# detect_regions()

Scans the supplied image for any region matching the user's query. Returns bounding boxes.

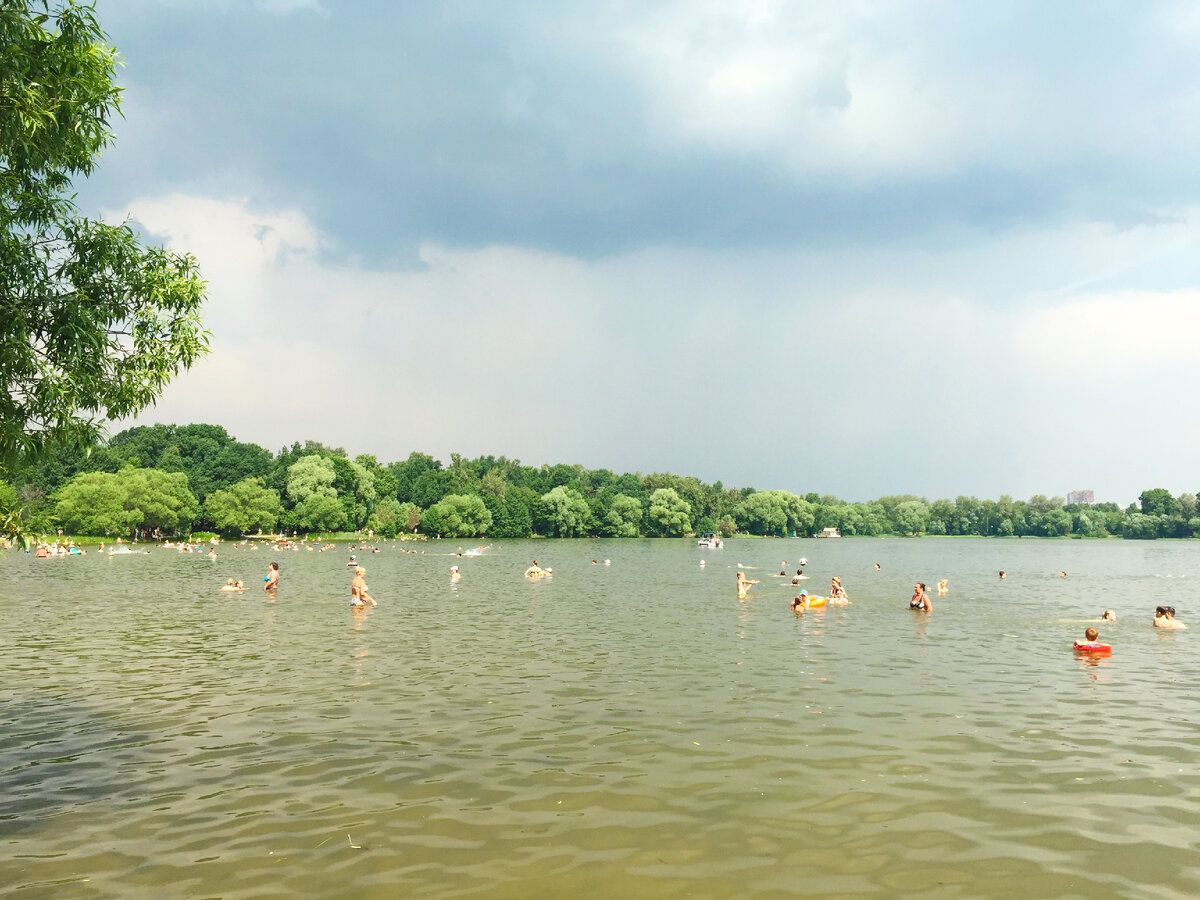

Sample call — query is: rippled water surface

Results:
[3,537,1200,898]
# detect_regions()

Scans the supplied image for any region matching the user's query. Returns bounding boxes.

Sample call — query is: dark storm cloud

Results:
[84,1,1200,265]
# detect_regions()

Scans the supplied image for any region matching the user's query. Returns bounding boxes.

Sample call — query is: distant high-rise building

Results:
[1067,490,1094,505]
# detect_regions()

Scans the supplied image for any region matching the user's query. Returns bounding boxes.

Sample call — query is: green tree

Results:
[53,470,135,535]
[286,455,337,504]
[0,2,208,474]
[1139,488,1179,518]
[484,491,533,538]
[292,492,347,533]
[366,496,404,537]
[894,499,931,536]
[285,455,346,531]
[537,485,591,537]
[53,466,196,536]
[0,477,25,540]
[603,493,643,537]
[203,477,282,537]
[1123,512,1160,540]
[420,493,492,538]
[122,468,197,534]
[647,487,692,536]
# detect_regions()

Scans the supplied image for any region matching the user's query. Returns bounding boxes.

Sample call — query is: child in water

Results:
[1074,627,1109,651]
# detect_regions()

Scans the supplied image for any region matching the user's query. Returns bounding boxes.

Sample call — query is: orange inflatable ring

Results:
[1073,642,1112,654]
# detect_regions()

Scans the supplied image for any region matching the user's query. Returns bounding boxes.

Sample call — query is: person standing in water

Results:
[736,570,759,598]
[351,567,376,607]
[264,561,280,593]
[910,582,931,612]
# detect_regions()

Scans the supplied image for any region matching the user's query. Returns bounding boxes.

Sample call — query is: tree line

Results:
[1,423,1196,541]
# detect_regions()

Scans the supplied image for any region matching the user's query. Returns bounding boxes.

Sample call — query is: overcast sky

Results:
[81,0,1200,504]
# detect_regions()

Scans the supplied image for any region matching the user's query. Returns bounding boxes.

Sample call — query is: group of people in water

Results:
[735,562,1189,647]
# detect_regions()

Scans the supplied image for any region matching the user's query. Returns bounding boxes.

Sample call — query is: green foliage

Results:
[286,455,337,503]
[292,492,346,533]
[366,496,404,537]
[647,487,691,537]
[893,499,931,536]
[203,477,282,537]
[53,466,196,536]
[603,493,643,537]
[0,1,207,472]
[736,490,813,536]
[109,423,271,501]
[420,493,492,538]
[484,491,533,538]
[0,477,25,543]
[1139,488,1179,518]
[12,414,1200,542]
[537,485,591,537]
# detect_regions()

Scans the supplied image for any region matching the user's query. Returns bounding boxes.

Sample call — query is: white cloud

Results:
[1014,290,1200,372]
[110,194,1200,502]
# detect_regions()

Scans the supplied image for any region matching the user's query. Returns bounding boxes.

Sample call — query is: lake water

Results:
[2,537,1199,898]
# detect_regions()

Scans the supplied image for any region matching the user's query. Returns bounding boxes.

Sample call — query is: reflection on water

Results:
[3,537,1200,897]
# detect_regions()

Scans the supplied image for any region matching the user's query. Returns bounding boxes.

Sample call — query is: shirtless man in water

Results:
[1153,606,1186,629]
[524,560,546,578]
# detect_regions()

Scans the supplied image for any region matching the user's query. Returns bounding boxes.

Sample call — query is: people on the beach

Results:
[264,562,279,592]
[736,570,759,598]
[910,582,931,612]
[1154,606,1186,629]
[351,566,376,607]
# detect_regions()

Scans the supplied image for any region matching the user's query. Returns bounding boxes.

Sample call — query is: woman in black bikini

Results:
[910,582,931,612]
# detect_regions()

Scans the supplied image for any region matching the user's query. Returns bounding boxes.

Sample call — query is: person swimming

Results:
[1102,610,1116,621]
[450,565,461,581]
[791,569,806,584]
[524,560,546,578]
[937,579,948,594]
[1154,606,1187,629]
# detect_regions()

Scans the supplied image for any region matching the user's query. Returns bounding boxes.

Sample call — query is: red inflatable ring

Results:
[1073,642,1112,654]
